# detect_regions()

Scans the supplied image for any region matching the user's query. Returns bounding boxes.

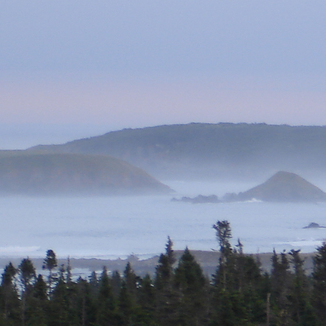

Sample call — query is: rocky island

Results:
[236,171,326,202]
[173,171,326,203]
[303,222,326,229]
[171,194,219,204]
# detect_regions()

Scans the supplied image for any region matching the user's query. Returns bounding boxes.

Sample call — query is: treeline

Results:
[1,221,326,325]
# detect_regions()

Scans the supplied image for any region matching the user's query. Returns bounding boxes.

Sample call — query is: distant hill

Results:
[237,171,326,202]
[0,151,171,195]
[29,123,326,181]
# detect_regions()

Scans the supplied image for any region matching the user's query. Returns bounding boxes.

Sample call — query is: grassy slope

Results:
[0,151,171,195]
[29,123,326,180]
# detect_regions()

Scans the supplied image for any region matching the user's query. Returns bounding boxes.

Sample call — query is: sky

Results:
[1,0,326,149]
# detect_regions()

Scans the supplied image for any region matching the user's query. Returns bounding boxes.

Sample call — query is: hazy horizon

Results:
[3,120,326,151]
[1,1,326,148]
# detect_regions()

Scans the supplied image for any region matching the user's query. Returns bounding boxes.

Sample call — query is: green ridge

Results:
[0,151,171,196]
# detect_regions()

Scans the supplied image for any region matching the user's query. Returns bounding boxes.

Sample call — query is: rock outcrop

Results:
[303,223,326,229]
[171,194,219,204]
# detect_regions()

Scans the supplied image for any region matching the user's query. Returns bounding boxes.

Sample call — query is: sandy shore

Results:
[0,250,316,277]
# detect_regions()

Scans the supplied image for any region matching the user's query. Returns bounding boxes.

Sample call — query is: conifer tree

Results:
[166,236,176,267]
[96,267,119,326]
[111,270,121,299]
[233,253,266,325]
[48,271,70,326]
[42,250,57,294]
[118,281,134,325]
[211,221,237,326]
[123,262,139,301]
[154,237,179,325]
[45,263,79,326]
[270,250,293,325]
[18,258,36,294]
[212,220,233,290]
[287,249,314,325]
[155,236,176,290]
[33,274,48,302]
[88,271,99,301]
[138,274,156,324]
[66,257,72,285]
[75,277,96,326]
[18,258,36,326]
[312,242,326,324]
[174,247,209,326]
[117,262,143,325]
[0,262,20,324]
[211,221,265,326]
[27,274,48,326]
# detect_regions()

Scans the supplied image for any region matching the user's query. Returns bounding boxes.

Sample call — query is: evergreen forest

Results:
[1,221,326,326]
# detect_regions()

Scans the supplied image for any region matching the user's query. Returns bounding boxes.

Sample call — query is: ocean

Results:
[0,180,325,260]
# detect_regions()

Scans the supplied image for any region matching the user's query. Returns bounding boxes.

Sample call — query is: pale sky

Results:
[1,1,326,149]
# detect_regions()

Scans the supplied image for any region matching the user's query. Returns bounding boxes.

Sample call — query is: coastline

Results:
[0,250,316,277]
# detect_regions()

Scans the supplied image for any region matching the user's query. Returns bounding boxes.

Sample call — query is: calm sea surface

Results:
[0,180,326,259]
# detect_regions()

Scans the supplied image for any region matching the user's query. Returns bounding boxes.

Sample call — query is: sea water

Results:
[0,180,326,259]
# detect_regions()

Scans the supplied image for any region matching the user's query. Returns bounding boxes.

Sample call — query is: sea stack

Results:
[238,171,326,202]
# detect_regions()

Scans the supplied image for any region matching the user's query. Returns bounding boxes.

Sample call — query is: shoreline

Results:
[0,250,316,277]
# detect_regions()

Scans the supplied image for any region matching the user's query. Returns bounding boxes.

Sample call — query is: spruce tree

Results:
[0,262,20,325]
[42,250,57,295]
[212,220,233,290]
[123,262,139,301]
[174,247,209,326]
[88,271,99,301]
[48,273,70,326]
[154,237,179,326]
[270,250,293,325]
[234,253,266,325]
[287,249,315,325]
[117,262,143,325]
[18,258,36,326]
[18,258,36,293]
[75,277,96,326]
[312,242,326,324]
[138,274,156,324]
[27,274,48,326]
[211,221,264,326]
[111,270,121,299]
[118,281,134,325]
[96,267,119,326]
[155,236,176,290]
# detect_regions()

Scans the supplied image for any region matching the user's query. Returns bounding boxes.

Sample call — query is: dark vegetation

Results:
[29,123,326,181]
[0,151,170,195]
[1,222,326,326]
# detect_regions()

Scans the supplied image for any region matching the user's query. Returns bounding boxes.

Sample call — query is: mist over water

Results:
[1,180,326,259]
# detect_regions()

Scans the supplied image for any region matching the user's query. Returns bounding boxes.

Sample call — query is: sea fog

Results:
[0,180,326,260]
